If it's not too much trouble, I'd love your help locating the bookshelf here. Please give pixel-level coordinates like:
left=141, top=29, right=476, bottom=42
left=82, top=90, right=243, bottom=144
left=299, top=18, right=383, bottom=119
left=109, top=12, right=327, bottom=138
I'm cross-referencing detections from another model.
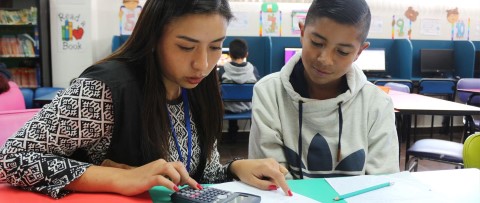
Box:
left=0, top=0, right=51, bottom=88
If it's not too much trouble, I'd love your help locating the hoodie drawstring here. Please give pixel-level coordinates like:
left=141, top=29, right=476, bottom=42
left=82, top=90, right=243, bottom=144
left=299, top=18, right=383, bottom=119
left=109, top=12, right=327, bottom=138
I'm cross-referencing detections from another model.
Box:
left=297, top=101, right=344, bottom=178
left=297, top=101, right=304, bottom=179
left=337, top=102, right=343, bottom=163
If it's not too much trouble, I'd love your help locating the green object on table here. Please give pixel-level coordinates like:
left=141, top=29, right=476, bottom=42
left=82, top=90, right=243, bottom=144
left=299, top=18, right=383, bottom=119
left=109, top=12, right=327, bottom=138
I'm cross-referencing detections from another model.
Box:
left=287, top=178, right=343, bottom=203
left=333, top=182, right=393, bottom=201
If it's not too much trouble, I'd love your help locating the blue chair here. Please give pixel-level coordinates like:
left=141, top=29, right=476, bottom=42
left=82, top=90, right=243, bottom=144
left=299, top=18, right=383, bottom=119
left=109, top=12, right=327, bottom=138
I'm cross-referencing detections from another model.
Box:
left=416, top=78, right=457, bottom=140
left=374, top=79, right=414, bottom=92
left=112, top=35, right=131, bottom=52
left=33, top=87, right=64, bottom=108
left=221, top=83, right=254, bottom=121
left=457, top=78, right=480, bottom=139
left=20, top=88, right=34, bottom=109
left=384, top=82, right=410, bottom=93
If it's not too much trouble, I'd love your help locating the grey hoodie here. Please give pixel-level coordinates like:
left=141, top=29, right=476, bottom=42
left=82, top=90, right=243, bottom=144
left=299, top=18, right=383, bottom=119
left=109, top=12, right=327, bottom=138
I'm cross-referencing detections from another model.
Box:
left=221, top=62, right=258, bottom=113
left=248, top=52, right=399, bottom=179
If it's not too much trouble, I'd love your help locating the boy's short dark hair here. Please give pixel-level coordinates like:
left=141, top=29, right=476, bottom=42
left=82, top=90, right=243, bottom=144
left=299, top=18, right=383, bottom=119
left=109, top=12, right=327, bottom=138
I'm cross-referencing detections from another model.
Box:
left=228, top=38, right=248, bottom=60
left=305, top=0, right=371, bottom=43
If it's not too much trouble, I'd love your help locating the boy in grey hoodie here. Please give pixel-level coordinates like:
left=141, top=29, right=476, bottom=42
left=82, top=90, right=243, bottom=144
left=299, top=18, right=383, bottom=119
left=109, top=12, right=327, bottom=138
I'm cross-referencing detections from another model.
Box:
left=221, top=39, right=259, bottom=142
left=249, top=0, right=399, bottom=179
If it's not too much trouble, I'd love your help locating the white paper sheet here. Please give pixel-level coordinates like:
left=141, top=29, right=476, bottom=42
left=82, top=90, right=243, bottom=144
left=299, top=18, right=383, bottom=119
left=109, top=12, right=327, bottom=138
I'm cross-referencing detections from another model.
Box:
left=326, top=172, right=449, bottom=203
left=210, top=181, right=320, bottom=203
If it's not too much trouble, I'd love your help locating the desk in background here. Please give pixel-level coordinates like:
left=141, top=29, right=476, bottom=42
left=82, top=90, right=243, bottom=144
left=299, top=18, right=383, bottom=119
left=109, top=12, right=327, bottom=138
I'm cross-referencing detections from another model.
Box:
left=389, top=91, right=480, bottom=147
left=1, top=169, right=478, bottom=203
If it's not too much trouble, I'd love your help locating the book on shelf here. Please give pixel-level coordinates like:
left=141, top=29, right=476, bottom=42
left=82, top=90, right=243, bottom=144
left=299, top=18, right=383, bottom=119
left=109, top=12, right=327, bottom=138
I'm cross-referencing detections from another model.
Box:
left=0, top=33, right=36, bottom=57
left=9, top=67, right=38, bottom=88
left=0, top=7, right=37, bottom=25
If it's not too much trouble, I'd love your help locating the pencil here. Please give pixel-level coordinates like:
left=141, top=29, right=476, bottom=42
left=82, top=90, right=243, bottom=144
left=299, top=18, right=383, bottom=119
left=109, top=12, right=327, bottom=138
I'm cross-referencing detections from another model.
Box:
left=333, top=182, right=394, bottom=201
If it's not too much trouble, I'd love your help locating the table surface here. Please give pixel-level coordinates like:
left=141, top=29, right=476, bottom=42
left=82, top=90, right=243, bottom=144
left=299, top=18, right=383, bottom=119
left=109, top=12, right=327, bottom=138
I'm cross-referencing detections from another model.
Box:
left=389, top=91, right=480, bottom=115
left=1, top=168, right=478, bottom=203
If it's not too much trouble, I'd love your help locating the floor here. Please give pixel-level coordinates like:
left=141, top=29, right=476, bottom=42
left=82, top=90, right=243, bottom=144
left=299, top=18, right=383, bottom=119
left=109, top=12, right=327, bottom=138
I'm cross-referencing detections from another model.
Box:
left=218, top=128, right=465, bottom=172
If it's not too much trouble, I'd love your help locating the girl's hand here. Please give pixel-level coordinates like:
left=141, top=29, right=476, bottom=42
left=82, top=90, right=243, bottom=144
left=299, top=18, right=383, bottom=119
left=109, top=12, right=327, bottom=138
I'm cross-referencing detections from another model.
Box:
left=101, top=159, right=135, bottom=169
left=113, top=159, right=201, bottom=196
left=229, top=158, right=292, bottom=196
left=67, top=159, right=202, bottom=196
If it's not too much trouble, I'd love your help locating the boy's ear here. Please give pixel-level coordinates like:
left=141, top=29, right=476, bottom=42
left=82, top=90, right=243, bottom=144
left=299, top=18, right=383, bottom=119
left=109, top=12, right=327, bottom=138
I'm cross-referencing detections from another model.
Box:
left=299, top=21, right=305, bottom=37
left=353, top=42, right=370, bottom=61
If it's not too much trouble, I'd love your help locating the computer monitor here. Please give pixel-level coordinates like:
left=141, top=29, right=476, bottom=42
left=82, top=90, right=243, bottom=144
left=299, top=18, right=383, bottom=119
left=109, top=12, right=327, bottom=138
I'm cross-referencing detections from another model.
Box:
left=217, top=47, right=231, bottom=67
left=354, top=49, right=386, bottom=72
left=420, top=49, right=455, bottom=75
left=284, top=48, right=302, bottom=64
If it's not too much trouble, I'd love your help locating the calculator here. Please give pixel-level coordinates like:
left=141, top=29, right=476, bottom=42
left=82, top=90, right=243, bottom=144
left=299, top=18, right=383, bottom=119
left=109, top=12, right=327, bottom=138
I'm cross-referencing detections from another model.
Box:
left=170, top=186, right=261, bottom=203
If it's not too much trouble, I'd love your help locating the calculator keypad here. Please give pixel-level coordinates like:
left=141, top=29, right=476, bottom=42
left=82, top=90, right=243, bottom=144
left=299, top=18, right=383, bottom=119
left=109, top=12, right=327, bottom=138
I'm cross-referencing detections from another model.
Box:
left=176, top=187, right=233, bottom=203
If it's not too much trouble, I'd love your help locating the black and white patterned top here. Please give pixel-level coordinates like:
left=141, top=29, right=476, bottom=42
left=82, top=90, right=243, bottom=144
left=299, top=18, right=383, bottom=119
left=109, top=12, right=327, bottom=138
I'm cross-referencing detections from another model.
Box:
left=0, top=78, right=229, bottom=199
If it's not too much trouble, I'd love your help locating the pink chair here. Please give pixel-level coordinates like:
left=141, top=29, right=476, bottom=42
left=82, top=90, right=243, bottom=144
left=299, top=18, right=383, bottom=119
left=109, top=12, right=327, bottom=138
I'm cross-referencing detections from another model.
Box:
left=0, top=108, right=40, bottom=146
left=0, top=81, right=26, bottom=111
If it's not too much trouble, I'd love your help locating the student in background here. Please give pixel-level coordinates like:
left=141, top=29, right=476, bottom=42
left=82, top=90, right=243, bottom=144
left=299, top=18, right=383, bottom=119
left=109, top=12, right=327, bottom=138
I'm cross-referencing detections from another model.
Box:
left=0, top=0, right=291, bottom=199
left=249, top=0, right=399, bottom=179
left=0, top=63, right=25, bottom=111
left=221, top=38, right=259, bottom=143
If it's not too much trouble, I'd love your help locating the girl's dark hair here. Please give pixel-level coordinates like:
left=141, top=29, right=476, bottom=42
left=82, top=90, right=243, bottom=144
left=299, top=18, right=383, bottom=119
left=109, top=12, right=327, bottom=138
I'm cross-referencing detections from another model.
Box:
left=305, top=0, right=371, bottom=43
left=100, top=0, right=233, bottom=162
left=0, top=75, right=10, bottom=94
left=229, top=39, right=248, bottom=60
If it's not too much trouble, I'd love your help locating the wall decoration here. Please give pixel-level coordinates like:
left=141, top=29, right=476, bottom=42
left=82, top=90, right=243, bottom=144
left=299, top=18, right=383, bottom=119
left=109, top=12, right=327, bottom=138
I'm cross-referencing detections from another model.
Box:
left=392, top=15, right=407, bottom=39
left=259, top=2, right=281, bottom=36
left=446, top=8, right=459, bottom=41
left=370, top=16, right=384, bottom=34
left=56, top=10, right=87, bottom=52
left=455, top=19, right=466, bottom=40
left=291, top=10, right=307, bottom=35
left=229, top=12, right=249, bottom=30
left=119, top=0, right=142, bottom=36
left=404, top=6, right=419, bottom=39
left=420, top=18, right=441, bottom=36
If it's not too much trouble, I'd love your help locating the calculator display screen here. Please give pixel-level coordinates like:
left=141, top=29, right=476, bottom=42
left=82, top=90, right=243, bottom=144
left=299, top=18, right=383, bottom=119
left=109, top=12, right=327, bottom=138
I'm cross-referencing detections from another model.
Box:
left=228, top=194, right=258, bottom=203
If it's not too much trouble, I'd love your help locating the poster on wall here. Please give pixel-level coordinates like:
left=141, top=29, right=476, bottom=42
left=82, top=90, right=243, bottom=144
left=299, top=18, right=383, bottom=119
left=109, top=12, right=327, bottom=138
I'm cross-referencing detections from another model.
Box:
left=260, top=2, right=281, bottom=37
left=369, top=16, right=384, bottom=34
left=291, top=10, right=307, bottom=35
left=55, top=8, right=88, bottom=52
left=420, top=18, right=441, bottom=36
left=229, top=12, right=249, bottom=30
left=119, top=0, right=142, bottom=36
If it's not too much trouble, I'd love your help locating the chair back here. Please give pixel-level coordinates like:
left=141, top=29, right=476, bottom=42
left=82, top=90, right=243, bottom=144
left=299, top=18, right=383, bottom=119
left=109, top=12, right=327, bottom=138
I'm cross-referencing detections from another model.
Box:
left=0, top=108, right=41, bottom=146
left=463, top=133, right=480, bottom=169
left=0, top=81, right=26, bottom=111
left=20, top=88, right=34, bottom=108
left=220, top=83, right=254, bottom=102
left=457, top=78, right=480, bottom=104
left=385, top=82, right=410, bottom=93
left=418, top=78, right=456, bottom=100
left=374, top=79, right=414, bottom=92
left=34, top=87, right=64, bottom=98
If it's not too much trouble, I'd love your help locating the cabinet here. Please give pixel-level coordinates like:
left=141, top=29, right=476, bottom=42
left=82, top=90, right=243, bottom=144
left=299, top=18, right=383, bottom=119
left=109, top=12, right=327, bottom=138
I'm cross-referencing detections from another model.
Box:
left=0, top=0, right=51, bottom=87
